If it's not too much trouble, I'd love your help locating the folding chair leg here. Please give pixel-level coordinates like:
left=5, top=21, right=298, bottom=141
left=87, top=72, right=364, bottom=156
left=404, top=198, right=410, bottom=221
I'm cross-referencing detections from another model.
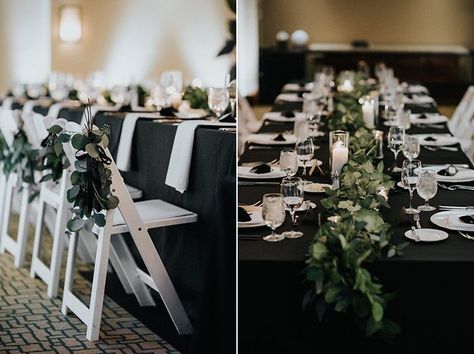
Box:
left=47, top=202, right=68, bottom=298
left=30, top=190, right=46, bottom=279
left=14, top=185, right=31, bottom=268
left=0, top=174, right=15, bottom=255
left=62, top=231, right=78, bottom=315
left=109, top=235, right=155, bottom=306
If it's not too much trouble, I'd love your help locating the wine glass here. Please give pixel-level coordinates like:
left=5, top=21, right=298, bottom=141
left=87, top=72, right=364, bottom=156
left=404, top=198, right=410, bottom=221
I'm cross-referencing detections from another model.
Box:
left=262, top=193, right=286, bottom=242
left=227, top=79, right=237, bottom=118
left=279, top=149, right=298, bottom=177
left=401, top=159, right=422, bottom=214
left=402, top=135, right=420, bottom=161
left=281, top=177, right=304, bottom=239
left=208, top=87, right=230, bottom=119
left=417, top=170, right=437, bottom=211
left=388, top=126, right=405, bottom=172
left=295, top=137, right=314, bottom=182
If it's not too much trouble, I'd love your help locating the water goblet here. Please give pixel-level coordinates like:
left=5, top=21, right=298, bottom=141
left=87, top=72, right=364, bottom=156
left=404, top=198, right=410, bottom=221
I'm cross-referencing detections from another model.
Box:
left=281, top=177, right=304, bottom=239
left=417, top=170, right=437, bottom=211
left=279, top=149, right=298, bottom=177
left=388, top=126, right=405, bottom=172
left=295, top=137, right=314, bottom=182
left=401, top=159, right=422, bottom=214
left=262, top=193, right=286, bottom=242
left=402, top=135, right=420, bottom=161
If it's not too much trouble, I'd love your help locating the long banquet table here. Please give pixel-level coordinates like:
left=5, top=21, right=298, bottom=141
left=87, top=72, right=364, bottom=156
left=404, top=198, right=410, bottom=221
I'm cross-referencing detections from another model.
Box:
left=2, top=99, right=236, bottom=354
left=239, top=89, right=474, bottom=353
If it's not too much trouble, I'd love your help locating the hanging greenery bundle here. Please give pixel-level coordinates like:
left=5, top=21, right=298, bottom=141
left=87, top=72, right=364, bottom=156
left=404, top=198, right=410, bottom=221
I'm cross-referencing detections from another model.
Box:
left=37, top=124, right=71, bottom=182
left=66, top=104, right=119, bottom=233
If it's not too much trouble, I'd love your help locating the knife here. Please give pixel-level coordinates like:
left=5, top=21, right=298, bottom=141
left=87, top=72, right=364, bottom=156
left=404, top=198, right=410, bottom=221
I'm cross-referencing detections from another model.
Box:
left=425, top=164, right=470, bottom=168
left=439, top=206, right=474, bottom=210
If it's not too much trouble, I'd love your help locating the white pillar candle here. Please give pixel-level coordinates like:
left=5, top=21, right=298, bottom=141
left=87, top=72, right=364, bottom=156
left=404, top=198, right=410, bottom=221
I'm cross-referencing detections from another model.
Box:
left=331, top=141, right=349, bottom=174
left=338, top=80, right=353, bottom=93
left=362, top=101, right=375, bottom=128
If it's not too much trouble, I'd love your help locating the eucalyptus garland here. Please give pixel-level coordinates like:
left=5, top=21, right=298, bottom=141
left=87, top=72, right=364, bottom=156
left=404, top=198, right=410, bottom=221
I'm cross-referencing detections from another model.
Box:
left=66, top=104, right=119, bottom=233
left=2, top=119, right=38, bottom=187
left=305, top=79, right=406, bottom=341
left=37, top=124, right=71, bottom=182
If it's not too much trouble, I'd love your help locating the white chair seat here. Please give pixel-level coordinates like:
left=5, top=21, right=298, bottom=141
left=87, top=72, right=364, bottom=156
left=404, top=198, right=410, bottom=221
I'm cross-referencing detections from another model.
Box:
left=126, top=184, right=143, bottom=200
left=93, top=199, right=197, bottom=234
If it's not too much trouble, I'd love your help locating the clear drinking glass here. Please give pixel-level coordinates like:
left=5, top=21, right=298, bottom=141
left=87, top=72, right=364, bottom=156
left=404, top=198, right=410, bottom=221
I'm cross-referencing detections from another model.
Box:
left=279, top=149, right=298, bottom=177
left=227, top=79, right=237, bottom=117
left=208, top=87, right=230, bottom=119
left=281, top=177, right=304, bottom=239
left=402, top=135, right=420, bottom=161
left=388, top=126, right=405, bottom=172
left=262, top=193, right=286, bottom=242
left=417, top=170, right=437, bottom=211
left=401, top=159, right=422, bottom=214
left=295, top=137, right=314, bottom=182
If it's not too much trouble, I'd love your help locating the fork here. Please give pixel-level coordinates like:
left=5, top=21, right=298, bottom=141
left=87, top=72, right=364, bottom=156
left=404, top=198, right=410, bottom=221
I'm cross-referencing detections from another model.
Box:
left=414, top=213, right=422, bottom=229
left=423, top=146, right=458, bottom=152
left=438, top=183, right=474, bottom=191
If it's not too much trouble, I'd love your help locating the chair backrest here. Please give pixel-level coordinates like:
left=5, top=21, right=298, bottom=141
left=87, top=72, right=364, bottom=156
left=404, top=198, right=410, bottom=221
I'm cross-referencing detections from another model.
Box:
left=0, top=109, right=20, bottom=147
left=22, top=112, right=50, bottom=149
left=238, top=94, right=261, bottom=155
left=449, top=86, right=474, bottom=136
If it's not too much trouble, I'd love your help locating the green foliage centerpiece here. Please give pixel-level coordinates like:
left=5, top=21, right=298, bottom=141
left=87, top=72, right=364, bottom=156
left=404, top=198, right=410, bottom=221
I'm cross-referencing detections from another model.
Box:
left=305, top=76, right=407, bottom=341
left=65, top=104, right=119, bottom=233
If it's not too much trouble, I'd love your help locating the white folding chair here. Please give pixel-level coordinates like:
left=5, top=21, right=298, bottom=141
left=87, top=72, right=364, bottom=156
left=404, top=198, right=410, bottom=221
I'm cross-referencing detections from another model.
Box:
left=0, top=109, right=35, bottom=268
left=448, top=86, right=474, bottom=138
left=61, top=123, right=196, bottom=340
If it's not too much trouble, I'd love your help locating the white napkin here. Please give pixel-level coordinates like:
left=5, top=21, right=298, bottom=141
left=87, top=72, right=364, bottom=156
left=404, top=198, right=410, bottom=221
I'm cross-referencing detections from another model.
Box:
left=47, top=100, right=81, bottom=118
left=410, top=113, right=448, bottom=125
left=247, top=133, right=298, bottom=145
left=403, top=95, right=434, bottom=104
left=238, top=166, right=284, bottom=179
left=283, top=83, right=312, bottom=92
left=415, top=134, right=459, bottom=146
left=165, top=121, right=235, bottom=193
left=276, top=93, right=303, bottom=102
left=1, top=97, right=14, bottom=110
left=406, top=85, right=429, bottom=94
left=115, top=112, right=162, bottom=171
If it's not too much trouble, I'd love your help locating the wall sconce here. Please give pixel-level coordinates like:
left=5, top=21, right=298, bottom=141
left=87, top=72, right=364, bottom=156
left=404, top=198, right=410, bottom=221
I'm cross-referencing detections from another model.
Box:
left=59, top=5, right=82, bottom=42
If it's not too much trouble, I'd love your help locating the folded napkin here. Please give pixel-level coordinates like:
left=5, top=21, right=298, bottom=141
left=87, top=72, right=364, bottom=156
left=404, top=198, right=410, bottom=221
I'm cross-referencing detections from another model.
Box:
left=165, top=121, right=235, bottom=193
left=249, top=164, right=271, bottom=174
left=273, top=133, right=286, bottom=141
left=116, top=112, right=163, bottom=171
left=459, top=215, right=474, bottom=224
left=283, top=83, right=312, bottom=92
left=403, top=95, right=434, bottom=104
left=238, top=207, right=252, bottom=222
left=407, top=84, right=429, bottom=94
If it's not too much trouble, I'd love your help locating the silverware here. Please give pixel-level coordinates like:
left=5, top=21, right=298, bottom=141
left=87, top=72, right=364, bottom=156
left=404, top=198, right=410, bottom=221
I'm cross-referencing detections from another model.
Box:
left=238, top=181, right=281, bottom=186
left=423, top=146, right=458, bottom=152
left=425, top=164, right=470, bottom=168
left=458, top=231, right=474, bottom=240
left=240, top=159, right=278, bottom=167
left=238, top=235, right=262, bottom=241
left=414, top=213, right=422, bottom=229
left=438, top=183, right=474, bottom=191
left=248, top=146, right=279, bottom=151
left=411, top=226, right=420, bottom=242
left=439, top=205, right=474, bottom=210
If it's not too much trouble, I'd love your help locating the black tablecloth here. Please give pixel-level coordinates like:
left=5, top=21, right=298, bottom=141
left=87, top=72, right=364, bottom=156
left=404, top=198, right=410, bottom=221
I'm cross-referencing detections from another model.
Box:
left=239, top=97, right=474, bottom=353
left=28, top=106, right=236, bottom=354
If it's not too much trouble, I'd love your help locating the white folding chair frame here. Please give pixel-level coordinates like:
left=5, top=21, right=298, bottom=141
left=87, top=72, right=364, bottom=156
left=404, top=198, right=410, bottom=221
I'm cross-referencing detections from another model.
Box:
left=61, top=148, right=196, bottom=341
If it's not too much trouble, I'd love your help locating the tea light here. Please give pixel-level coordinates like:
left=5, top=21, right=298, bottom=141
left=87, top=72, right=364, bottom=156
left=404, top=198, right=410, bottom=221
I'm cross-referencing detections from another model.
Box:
left=338, top=79, right=353, bottom=93
left=331, top=141, right=349, bottom=174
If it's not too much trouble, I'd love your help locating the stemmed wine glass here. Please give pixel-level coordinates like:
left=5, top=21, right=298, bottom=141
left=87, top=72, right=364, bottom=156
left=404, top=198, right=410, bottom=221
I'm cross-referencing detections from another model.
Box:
left=417, top=170, right=437, bottom=211
left=262, top=193, right=286, bottom=242
left=225, top=75, right=237, bottom=118
left=398, top=109, right=411, bottom=130
left=279, top=149, right=298, bottom=177
left=208, top=87, right=230, bottom=120
left=402, top=135, right=420, bottom=161
left=281, top=177, right=304, bottom=239
left=401, top=159, right=422, bottom=214
left=388, top=126, right=405, bottom=172
left=295, top=137, right=314, bottom=182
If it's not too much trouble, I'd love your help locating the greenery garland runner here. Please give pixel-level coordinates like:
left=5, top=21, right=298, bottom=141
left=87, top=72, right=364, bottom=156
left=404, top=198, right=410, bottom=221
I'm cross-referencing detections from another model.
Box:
left=2, top=117, right=39, bottom=200
left=64, top=104, right=119, bottom=233
left=305, top=81, right=407, bottom=341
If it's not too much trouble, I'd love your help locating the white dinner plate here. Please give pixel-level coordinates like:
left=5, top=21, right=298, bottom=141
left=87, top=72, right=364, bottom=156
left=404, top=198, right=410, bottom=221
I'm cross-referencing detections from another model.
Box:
left=247, top=133, right=298, bottom=146
left=415, top=134, right=459, bottom=147
left=404, top=228, right=449, bottom=242
left=300, top=183, right=332, bottom=193
left=421, top=166, right=474, bottom=183
left=263, top=112, right=306, bottom=123
left=396, top=181, right=409, bottom=189
left=276, top=93, right=303, bottom=102
left=238, top=206, right=265, bottom=228
left=431, top=210, right=474, bottom=232
left=175, top=109, right=208, bottom=119
left=410, top=113, right=448, bottom=125
left=238, top=166, right=285, bottom=180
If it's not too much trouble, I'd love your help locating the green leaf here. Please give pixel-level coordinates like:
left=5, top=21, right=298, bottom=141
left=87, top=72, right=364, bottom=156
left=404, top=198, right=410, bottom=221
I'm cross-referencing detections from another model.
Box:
left=58, top=133, right=70, bottom=143
left=84, top=217, right=95, bottom=233
left=71, top=134, right=88, bottom=150
left=306, top=267, right=324, bottom=282
left=53, top=141, right=63, bottom=156
left=48, top=125, right=63, bottom=134
left=85, top=143, right=99, bottom=158
left=94, top=213, right=106, bottom=227
left=67, top=185, right=80, bottom=201
left=70, top=171, right=81, bottom=185
left=312, top=243, right=328, bottom=260
left=106, top=195, right=119, bottom=209
left=372, top=302, right=384, bottom=322
left=67, top=218, right=85, bottom=232
left=39, top=174, right=53, bottom=182
left=74, top=159, right=87, bottom=173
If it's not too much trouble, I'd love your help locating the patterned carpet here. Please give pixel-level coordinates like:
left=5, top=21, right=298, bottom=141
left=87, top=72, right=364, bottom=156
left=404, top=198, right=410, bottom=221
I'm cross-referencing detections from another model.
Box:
left=0, top=217, right=179, bottom=354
